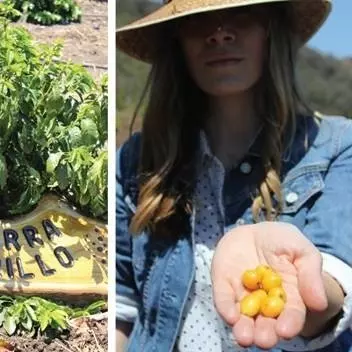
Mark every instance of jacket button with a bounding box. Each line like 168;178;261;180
240;162;252;174
236;218;245;226
286;192;298;204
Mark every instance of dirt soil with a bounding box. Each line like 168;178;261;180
12;0;108;81
0;316;108;352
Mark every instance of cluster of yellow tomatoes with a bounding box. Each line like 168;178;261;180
240;265;286;318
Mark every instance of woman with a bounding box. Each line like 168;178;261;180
116;0;352;351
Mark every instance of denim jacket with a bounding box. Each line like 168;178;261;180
117;115;352;352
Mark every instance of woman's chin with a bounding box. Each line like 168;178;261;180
198;76;255;96
204;84;251;97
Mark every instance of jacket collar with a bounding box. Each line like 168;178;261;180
197;114;319;171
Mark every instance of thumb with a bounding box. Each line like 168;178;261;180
295;251;328;312
212;279;240;325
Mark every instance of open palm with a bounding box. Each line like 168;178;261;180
211;222;328;350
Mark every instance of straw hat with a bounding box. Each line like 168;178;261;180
117;0;331;63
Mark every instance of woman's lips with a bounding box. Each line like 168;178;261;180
205;58;244;67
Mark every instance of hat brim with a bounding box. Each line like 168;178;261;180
117;0;331;63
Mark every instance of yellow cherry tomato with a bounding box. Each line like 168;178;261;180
240;293;261;317
252;289;268;304
255;265;272;281
262;272;282;292
242;270;261;290
268;287;287;303
260;296;285;318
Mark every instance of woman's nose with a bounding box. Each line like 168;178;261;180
206;27;236;45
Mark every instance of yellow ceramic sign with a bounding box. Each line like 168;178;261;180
0;194;107;297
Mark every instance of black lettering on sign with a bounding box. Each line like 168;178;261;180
42;219;61;241
6;258;14;279
4;229;21;251
16;258;34;280
35;255;56;276
22;226;43;248
54;246;74;268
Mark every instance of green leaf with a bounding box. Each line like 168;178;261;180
18;124;34;154
87;149;107;192
50;309;68;329
81;118;98;145
85;300;106;313
11;302;24;319
24;303;37;321
0;296;14;306
68;126;82;147
0;308;8;326
4;315;16;335
46;151;63;173
70;299;106;318
28;167;41;183
38;311;50;332
0;154;7;190
71;310;86;319
55;163;70;190
79;191;90;206
21;313;33;331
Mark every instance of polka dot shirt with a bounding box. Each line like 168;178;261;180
175;138;247;352
174;131;344;352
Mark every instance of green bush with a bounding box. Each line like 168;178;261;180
3;0;81;25
0;18;107;219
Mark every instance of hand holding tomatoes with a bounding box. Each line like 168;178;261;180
211;222;328;350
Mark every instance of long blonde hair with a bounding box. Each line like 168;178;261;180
129;2;311;236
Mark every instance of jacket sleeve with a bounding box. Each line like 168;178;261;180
302;121;352;266
116;145;140;323
278;120;352;351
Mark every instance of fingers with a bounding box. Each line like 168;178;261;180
233;314;279;350
233;315;255;347
275;281;306;339
295;251;328;311
254;315;278;350
212;279;241;325
275;306;306;339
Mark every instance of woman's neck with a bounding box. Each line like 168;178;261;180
205;93;262;169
